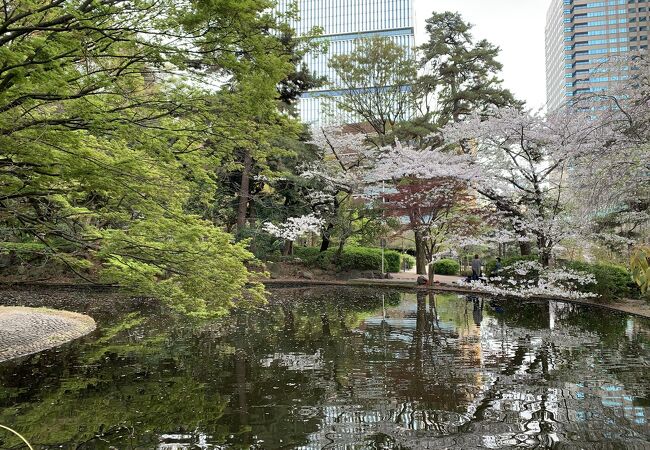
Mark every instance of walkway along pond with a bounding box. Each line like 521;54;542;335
0;286;649;448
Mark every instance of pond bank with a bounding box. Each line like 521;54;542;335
263;278;650;319
2;279;649;321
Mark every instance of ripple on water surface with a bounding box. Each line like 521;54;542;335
0;287;649;449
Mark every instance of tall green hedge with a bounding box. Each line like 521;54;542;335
401;254;416;270
293;246;320;260
294;246;402;272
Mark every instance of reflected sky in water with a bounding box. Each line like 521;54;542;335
0;287;649;449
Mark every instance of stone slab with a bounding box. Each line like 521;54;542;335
0;306;96;362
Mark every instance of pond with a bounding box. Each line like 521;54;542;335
0;287;649;449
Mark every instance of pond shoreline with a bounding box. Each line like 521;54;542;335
264;278;650;319
1;279;649;319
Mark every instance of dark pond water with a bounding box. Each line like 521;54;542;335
1;287;650;449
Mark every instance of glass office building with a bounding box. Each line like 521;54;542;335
276;0;416;124
546;0;649;111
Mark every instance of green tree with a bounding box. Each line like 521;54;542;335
328;37;419;145
418;12;523;128
326;14;522;273
0;0;304;315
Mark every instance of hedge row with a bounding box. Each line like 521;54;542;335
294;246;402;272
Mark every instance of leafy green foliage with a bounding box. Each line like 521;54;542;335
99;217;265;317
295;246;402;273
562;261;636;301
631;247;650;294
328;37;419;140
432;259;460;276
0;0;307;313
401;254;416;270
294;246;322;261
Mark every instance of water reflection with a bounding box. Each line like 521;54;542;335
0;287;649;449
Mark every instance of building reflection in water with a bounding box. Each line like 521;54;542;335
254;291;650;449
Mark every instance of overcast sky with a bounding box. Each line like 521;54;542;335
414;0;553;110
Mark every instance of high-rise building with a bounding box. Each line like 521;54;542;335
545;0;650;111
276;0;416;124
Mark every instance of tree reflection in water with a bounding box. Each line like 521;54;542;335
0;287;648;449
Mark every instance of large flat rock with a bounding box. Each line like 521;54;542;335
0;306;96;362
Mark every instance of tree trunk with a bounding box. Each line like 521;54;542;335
414;229;428;275
539;240;551;267
236;149;253;231
519;240;532;256
428;263;435;286
282;240;293;256
320;223;334;252
334;239;345;263
540;250;551;267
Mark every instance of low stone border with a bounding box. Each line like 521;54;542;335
0;306;96;362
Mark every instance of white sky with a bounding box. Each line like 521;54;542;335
414;0;553;109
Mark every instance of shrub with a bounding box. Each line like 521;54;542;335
401;254;416;270
294;246;336;268
292;246;402;272
293;246;321;262
239;227;283;260
339;246;401;273
562;261;636;300
432;259;460;275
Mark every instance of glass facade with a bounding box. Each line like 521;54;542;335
276;0;416;124
546;0;649;111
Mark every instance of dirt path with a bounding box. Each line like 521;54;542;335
0;306;96;362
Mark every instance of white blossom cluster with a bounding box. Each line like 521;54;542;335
263;214;324;242
448;229;525;249
458;261;598;300
364;140;479;183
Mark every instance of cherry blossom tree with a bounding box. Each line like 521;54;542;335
569;54;650;255
458;260;598;300
364;141;479;274
302;126;384;255
263;214;324;255
444;108;601;266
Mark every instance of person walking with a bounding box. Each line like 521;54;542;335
471;254;482;281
